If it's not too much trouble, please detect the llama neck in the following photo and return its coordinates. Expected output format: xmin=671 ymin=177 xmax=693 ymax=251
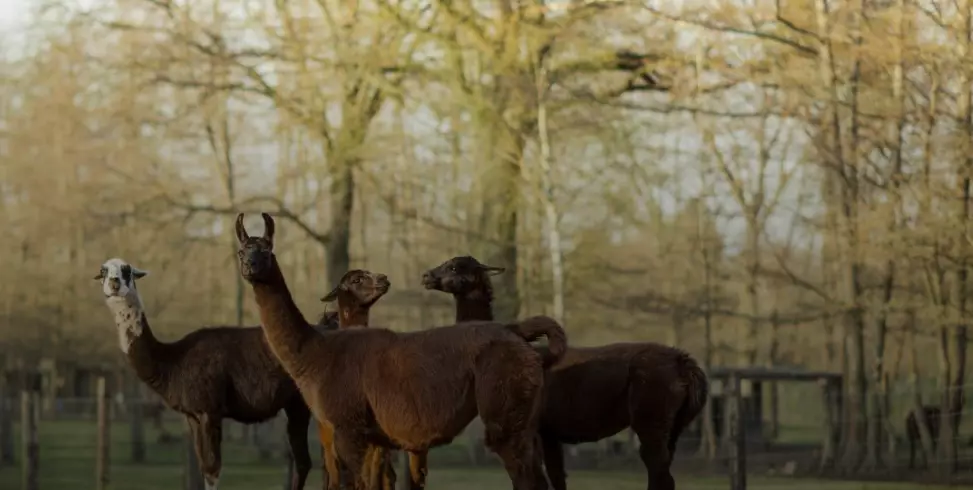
xmin=338 ymin=303 xmax=370 ymax=328
xmin=249 ymin=258 xmax=313 ymax=373
xmin=454 ymin=290 xmax=494 ymax=322
xmin=105 ymin=294 xmax=168 ymax=391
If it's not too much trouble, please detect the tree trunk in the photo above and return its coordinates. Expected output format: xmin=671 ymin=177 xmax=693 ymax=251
xmin=839 ymin=0 xmax=868 ymax=467
xmin=535 ymin=58 xmax=564 ymax=326
xmin=840 ymin=303 xmax=867 ymax=471
xmin=326 ymin=160 xmax=355 ymax=288
xmin=742 ymin=209 xmax=760 ymax=367
xmin=767 ymin=311 xmax=780 ymax=441
xmin=862 ymin=259 xmax=894 ymax=471
xmin=697 ymin=206 xmax=718 ymax=460
xmin=940 ymin=180 xmax=970 ymax=474
xmin=941 ymin=1 xmax=972 ymax=474
xmin=492 ymin=165 xmax=520 ymax=322
xmin=813 ymin=0 xmax=866 ymax=468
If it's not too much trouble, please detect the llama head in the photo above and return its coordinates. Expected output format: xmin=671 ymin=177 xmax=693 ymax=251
xmin=321 ymin=269 xmax=391 ymax=307
xmin=95 ymin=258 xmax=149 ymax=299
xmin=421 ymin=255 xmax=504 ymax=296
xmin=235 ymin=212 xmax=276 ymax=283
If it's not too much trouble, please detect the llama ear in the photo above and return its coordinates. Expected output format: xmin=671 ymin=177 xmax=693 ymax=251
xmin=261 ymin=213 xmax=275 ymax=245
xmin=482 ymin=265 xmax=505 ymax=276
xmin=320 ymin=286 xmax=340 ymax=302
xmin=132 ymin=268 xmax=149 ymax=279
xmin=235 ymin=213 xmax=250 ymax=243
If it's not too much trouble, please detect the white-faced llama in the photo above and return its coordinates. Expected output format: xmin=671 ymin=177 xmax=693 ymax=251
xmin=95 ymin=257 xmax=312 ymax=490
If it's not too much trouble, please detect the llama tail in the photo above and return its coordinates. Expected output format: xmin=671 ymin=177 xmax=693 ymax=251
xmin=505 ymin=315 xmax=568 ymax=368
xmin=676 ymin=352 xmax=708 ymax=426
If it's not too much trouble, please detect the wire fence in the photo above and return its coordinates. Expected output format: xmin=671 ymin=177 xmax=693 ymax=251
xmin=1 ymin=379 xmax=973 ymax=490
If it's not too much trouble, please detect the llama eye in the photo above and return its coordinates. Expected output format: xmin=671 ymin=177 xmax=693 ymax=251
xmin=448 ymin=266 xmax=456 ymax=273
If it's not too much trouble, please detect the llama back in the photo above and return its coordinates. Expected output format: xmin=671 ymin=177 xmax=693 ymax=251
xmin=172 ymin=326 xmax=300 ymax=411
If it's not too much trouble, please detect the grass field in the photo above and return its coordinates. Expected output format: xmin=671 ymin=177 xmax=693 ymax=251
xmin=0 ymin=419 xmax=966 ymax=490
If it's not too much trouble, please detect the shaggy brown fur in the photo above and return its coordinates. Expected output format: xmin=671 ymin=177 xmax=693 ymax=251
xmin=235 ymin=213 xmax=566 ymax=490
xmin=316 ymin=269 xmax=396 ymax=490
xmin=95 ymin=257 xmax=312 ymax=490
xmin=906 ymin=405 xmax=941 ymax=469
xmin=423 ymin=255 xmax=708 ymax=490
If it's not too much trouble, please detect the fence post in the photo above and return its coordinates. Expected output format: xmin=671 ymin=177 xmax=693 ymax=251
xmin=20 ymin=387 xmax=39 ymax=490
xmin=727 ymin=373 xmax=746 ymax=490
xmin=819 ymin=377 xmax=839 ymax=470
xmin=184 ymin=421 xmax=204 ymax=490
xmin=0 ymin=374 xmax=13 ymax=465
xmin=96 ymin=377 xmax=111 ymax=490
xmin=129 ymin=381 xmax=145 ymax=463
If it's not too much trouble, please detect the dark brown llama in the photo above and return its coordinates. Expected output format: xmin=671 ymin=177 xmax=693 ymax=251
xmin=906 ymin=405 xmax=941 ymax=469
xmin=422 ymin=255 xmax=709 ymax=490
xmin=316 ymin=269 xmax=396 ymax=490
xmin=95 ymin=257 xmax=312 ymax=490
xmin=234 ymin=213 xmax=567 ymax=490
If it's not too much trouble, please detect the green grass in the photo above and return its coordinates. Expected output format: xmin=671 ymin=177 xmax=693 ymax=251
xmin=0 ymin=419 xmax=963 ymax=490
xmin=0 ymin=463 xmax=950 ymax=490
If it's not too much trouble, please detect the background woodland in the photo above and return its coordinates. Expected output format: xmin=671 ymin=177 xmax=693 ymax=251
xmin=1 ymin=0 xmax=972 ymax=474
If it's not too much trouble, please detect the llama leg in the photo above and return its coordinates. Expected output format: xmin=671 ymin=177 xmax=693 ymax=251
xmin=629 ymin=358 xmax=683 ymax=490
xmin=540 ymin=436 xmax=566 ymax=490
xmin=631 ymin=408 xmax=675 ymax=490
xmin=364 ymin=447 xmax=395 ymax=490
xmin=333 ymin=428 xmax=369 ymax=490
xmin=285 ymin=405 xmax=312 ymax=490
xmin=666 ymin=411 xmax=690 ymax=470
xmin=474 ymin=350 xmax=547 ymax=489
xmin=532 ymin=434 xmax=549 ymax=490
xmin=406 ymin=450 xmax=428 ymax=490
xmin=486 ymin=430 xmax=546 ymax=490
xmin=635 ymin=437 xmax=673 ymax=490
xmin=362 ymin=446 xmax=382 ymax=490
xmin=319 ymin=422 xmax=342 ymax=490
xmin=381 ymin=450 xmax=396 ymax=490
xmin=189 ymin=415 xmax=223 ymax=490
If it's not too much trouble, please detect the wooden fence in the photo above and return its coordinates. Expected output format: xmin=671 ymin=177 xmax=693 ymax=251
xmin=10 ymin=372 xmax=957 ymax=490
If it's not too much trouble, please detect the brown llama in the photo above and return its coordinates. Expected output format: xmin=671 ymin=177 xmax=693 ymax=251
xmin=95 ymin=257 xmax=313 ymax=490
xmin=422 ymin=255 xmax=709 ymax=490
xmin=315 ymin=270 xmax=397 ymax=490
xmin=906 ymin=405 xmax=941 ymax=469
xmin=234 ymin=213 xmax=567 ymax=490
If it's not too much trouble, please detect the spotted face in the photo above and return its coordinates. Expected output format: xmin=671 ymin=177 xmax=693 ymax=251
xmin=321 ymin=269 xmax=391 ymax=306
xmin=235 ymin=213 xmax=276 ymax=283
xmin=421 ymin=255 xmax=504 ymax=295
xmin=95 ymin=258 xmax=148 ymax=298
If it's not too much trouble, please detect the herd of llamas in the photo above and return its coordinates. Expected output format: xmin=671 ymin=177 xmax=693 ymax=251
xmin=94 ymin=212 xmax=708 ymax=490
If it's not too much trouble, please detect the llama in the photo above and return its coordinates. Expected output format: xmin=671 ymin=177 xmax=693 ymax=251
xmin=234 ymin=213 xmax=567 ymax=490
xmin=95 ymin=257 xmax=312 ymax=490
xmin=316 ymin=269 xmax=396 ymax=490
xmin=422 ymin=255 xmax=709 ymax=490
xmin=906 ymin=405 xmax=941 ymax=469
